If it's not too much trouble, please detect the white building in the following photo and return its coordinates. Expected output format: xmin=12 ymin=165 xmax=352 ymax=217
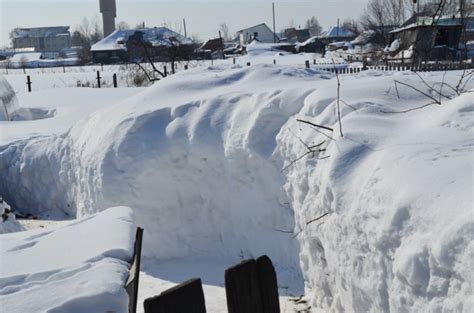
xmin=11 ymin=26 xmax=71 ymax=53
xmin=235 ymin=23 xmax=278 ymax=46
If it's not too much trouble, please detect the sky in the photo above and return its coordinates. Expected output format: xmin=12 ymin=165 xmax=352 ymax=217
xmin=0 ymin=0 xmax=369 ymax=47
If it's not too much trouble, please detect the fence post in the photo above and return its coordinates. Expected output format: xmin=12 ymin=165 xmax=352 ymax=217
xmin=233 ymin=58 xmax=236 ymax=65
xmin=164 ymin=66 xmax=168 ymax=77
xmin=96 ymin=71 xmax=101 ymax=88
xmin=125 ymin=227 xmax=143 ymax=313
xmin=143 ymin=278 xmax=206 ymax=313
xmin=26 ymin=75 xmax=32 ymax=92
xmin=273 ymin=59 xmax=276 ymax=65
xmin=113 ymin=73 xmax=117 ymax=88
xmin=305 ymin=60 xmax=310 ymax=68
xmin=184 ymin=64 xmax=188 ymax=70
xmin=225 ymin=260 xmax=263 ymax=313
xmin=101 ymin=63 xmax=104 ymax=71
xmin=246 ymin=62 xmax=251 ymax=66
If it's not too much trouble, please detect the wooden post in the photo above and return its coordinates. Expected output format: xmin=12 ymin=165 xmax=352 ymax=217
xmin=246 ymin=62 xmax=251 ymax=66
xmin=273 ymin=59 xmax=276 ymax=65
xmin=63 ymin=64 xmax=66 ymax=73
xmin=96 ymin=71 xmax=101 ymax=88
xmin=164 ymin=66 xmax=168 ymax=77
xmin=26 ymin=75 xmax=32 ymax=92
xmin=305 ymin=60 xmax=310 ymax=68
xmin=256 ymin=256 xmax=280 ymax=313
xmin=233 ymin=58 xmax=236 ymax=65
xmin=313 ymin=59 xmax=316 ymax=65
xmin=101 ymin=63 xmax=104 ymax=71
xmin=184 ymin=64 xmax=188 ymax=70
xmin=225 ymin=259 xmax=263 ymax=313
xmin=113 ymin=73 xmax=117 ymax=88
xmin=125 ymin=227 xmax=143 ymax=313
xmin=144 ymin=278 xmax=206 ymax=313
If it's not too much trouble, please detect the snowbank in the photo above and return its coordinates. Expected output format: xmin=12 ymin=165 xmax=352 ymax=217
xmin=0 ymin=63 xmax=473 ymax=311
xmin=278 ymin=71 xmax=474 ymax=312
xmin=0 ymin=206 xmax=135 ymax=313
xmin=0 ymin=75 xmax=20 ymax=121
xmin=0 ymin=198 xmax=24 ymax=234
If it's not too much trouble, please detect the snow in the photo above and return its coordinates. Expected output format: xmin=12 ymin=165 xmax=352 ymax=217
xmin=9 ymin=53 xmax=42 ymax=63
xmin=91 ymin=27 xmax=194 ymax=52
xmin=320 ymin=26 xmax=356 ymax=38
xmin=0 ymin=75 xmax=20 ymax=121
xmin=0 ymin=199 xmax=24 ymax=234
xmin=0 ymin=44 xmax=473 ymax=312
xmin=0 ymin=206 xmax=135 ymax=313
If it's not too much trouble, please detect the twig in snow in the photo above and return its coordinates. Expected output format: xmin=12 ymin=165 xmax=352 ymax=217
xmin=296 ymin=119 xmax=333 ymax=132
xmin=332 ymin=58 xmax=343 ymax=137
xmin=380 ymin=102 xmax=437 ymax=114
xmin=306 ymin=212 xmax=329 ymax=225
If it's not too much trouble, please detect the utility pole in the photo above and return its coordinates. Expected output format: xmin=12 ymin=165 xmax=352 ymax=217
xmin=272 ymin=2 xmax=276 ymax=43
xmin=183 ymin=18 xmax=187 ymax=37
xmin=337 ymin=18 xmax=339 ymax=37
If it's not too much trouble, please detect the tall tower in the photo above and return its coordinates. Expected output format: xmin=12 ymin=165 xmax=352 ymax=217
xmin=100 ymin=0 xmax=116 ymax=37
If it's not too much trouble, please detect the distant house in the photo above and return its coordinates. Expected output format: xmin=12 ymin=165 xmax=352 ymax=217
xmin=11 ymin=26 xmax=71 ymax=53
xmin=295 ymin=36 xmax=325 ymax=53
xmin=90 ymin=27 xmax=194 ymax=64
xmin=199 ymin=38 xmax=224 ymax=52
xmin=282 ymin=28 xmax=311 ymax=43
xmin=235 ymin=23 xmax=278 ymax=46
xmin=387 ymin=15 xmax=463 ymax=62
xmin=318 ymin=26 xmax=357 ymax=44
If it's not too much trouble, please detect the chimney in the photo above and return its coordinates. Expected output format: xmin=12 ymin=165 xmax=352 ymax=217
xmin=100 ymin=0 xmax=116 ymax=37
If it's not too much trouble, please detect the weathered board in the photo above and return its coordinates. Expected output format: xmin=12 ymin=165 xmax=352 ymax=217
xmin=143 ymin=278 xmax=206 ymax=313
xmin=257 ymin=255 xmax=280 ymax=313
xmin=225 ymin=259 xmax=263 ymax=313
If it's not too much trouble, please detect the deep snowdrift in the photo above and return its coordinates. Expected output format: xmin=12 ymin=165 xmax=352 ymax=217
xmin=0 ymin=64 xmax=472 ymax=311
xmin=0 ymin=206 xmax=135 ymax=313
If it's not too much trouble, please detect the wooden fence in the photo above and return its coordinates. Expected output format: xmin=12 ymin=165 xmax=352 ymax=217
xmin=142 ymin=255 xmax=281 ymax=313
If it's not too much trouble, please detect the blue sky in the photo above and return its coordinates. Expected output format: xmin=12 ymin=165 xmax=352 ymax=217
xmin=0 ymin=0 xmax=369 ymax=47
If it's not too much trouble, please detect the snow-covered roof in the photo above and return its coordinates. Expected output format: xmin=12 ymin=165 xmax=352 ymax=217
xmin=91 ymin=27 xmax=194 ymax=52
xmin=351 ymin=30 xmax=377 ymax=46
xmin=319 ymin=26 xmax=356 ymax=38
xmin=10 ymin=52 xmax=42 ymax=62
xmin=12 ymin=26 xmax=70 ymax=38
xmin=237 ymin=23 xmax=270 ymax=33
xmin=296 ymin=36 xmax=324 ymax=47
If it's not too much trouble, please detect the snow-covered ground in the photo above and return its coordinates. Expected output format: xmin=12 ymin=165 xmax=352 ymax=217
xmin=0 ymin=47 xmax=473 ymax=312
xmin=0 ymin=207 xmax=136 ymax=313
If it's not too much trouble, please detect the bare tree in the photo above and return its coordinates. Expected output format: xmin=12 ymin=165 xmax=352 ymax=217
xmin=117 ymin=21 xmax=130 ymax=31
xmin=361 ymin=0 xmax=412 ymax=30
xmin=306 ymin=16 xmax=322 ymax=36
xmin=19 ymin=55 xmax=28 ymax=73
xmin=219 ymin=23 xmax=231 ymax=41
xmin=9 ymin=27 xmax=21 ymax=47
xmin=342 ymin=19 xmax=362 ymax=35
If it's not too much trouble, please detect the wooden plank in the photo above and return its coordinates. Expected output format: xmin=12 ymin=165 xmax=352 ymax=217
xmin=256 ymin=255 xmax=280 ymax=313
xmin=225 ymin=259 xmax=263 ymax=313
xmin=143 ymin=278 xmax=206 ymax=313
xmin=125 ymin=227 xmax=144 ymax=313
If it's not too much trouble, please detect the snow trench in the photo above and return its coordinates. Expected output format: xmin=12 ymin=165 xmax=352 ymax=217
xmin=1 ymin=65 xmax=473 ymax=311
